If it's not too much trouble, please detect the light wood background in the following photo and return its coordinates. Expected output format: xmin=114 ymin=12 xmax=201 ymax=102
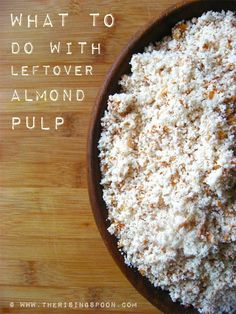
xmin=0 ymin=0 xmax=177 ymax=313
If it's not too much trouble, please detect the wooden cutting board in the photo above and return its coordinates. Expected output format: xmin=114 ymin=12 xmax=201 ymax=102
xmin=0 ymin=0 xmax=177 ymax=313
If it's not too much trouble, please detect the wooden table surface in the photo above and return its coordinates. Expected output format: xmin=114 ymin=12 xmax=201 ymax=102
xmin=0 ymin=0 xmax=177 ymax=313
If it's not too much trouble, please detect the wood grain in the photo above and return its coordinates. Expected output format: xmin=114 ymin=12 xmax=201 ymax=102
xmin=0 ymin=0 xmax=179 ymax=313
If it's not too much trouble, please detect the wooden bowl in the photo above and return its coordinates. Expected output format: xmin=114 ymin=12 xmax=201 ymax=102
xmin=87 ymin=1 xmax=236 ymax=313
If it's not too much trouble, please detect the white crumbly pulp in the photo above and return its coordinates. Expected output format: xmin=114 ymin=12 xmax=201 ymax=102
xmin=98 ymin=11 xmax=236 ymax=314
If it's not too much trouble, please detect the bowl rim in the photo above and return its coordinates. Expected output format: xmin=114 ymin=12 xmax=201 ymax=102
xmin=87 ymin=0 xmax=236 ymax=313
